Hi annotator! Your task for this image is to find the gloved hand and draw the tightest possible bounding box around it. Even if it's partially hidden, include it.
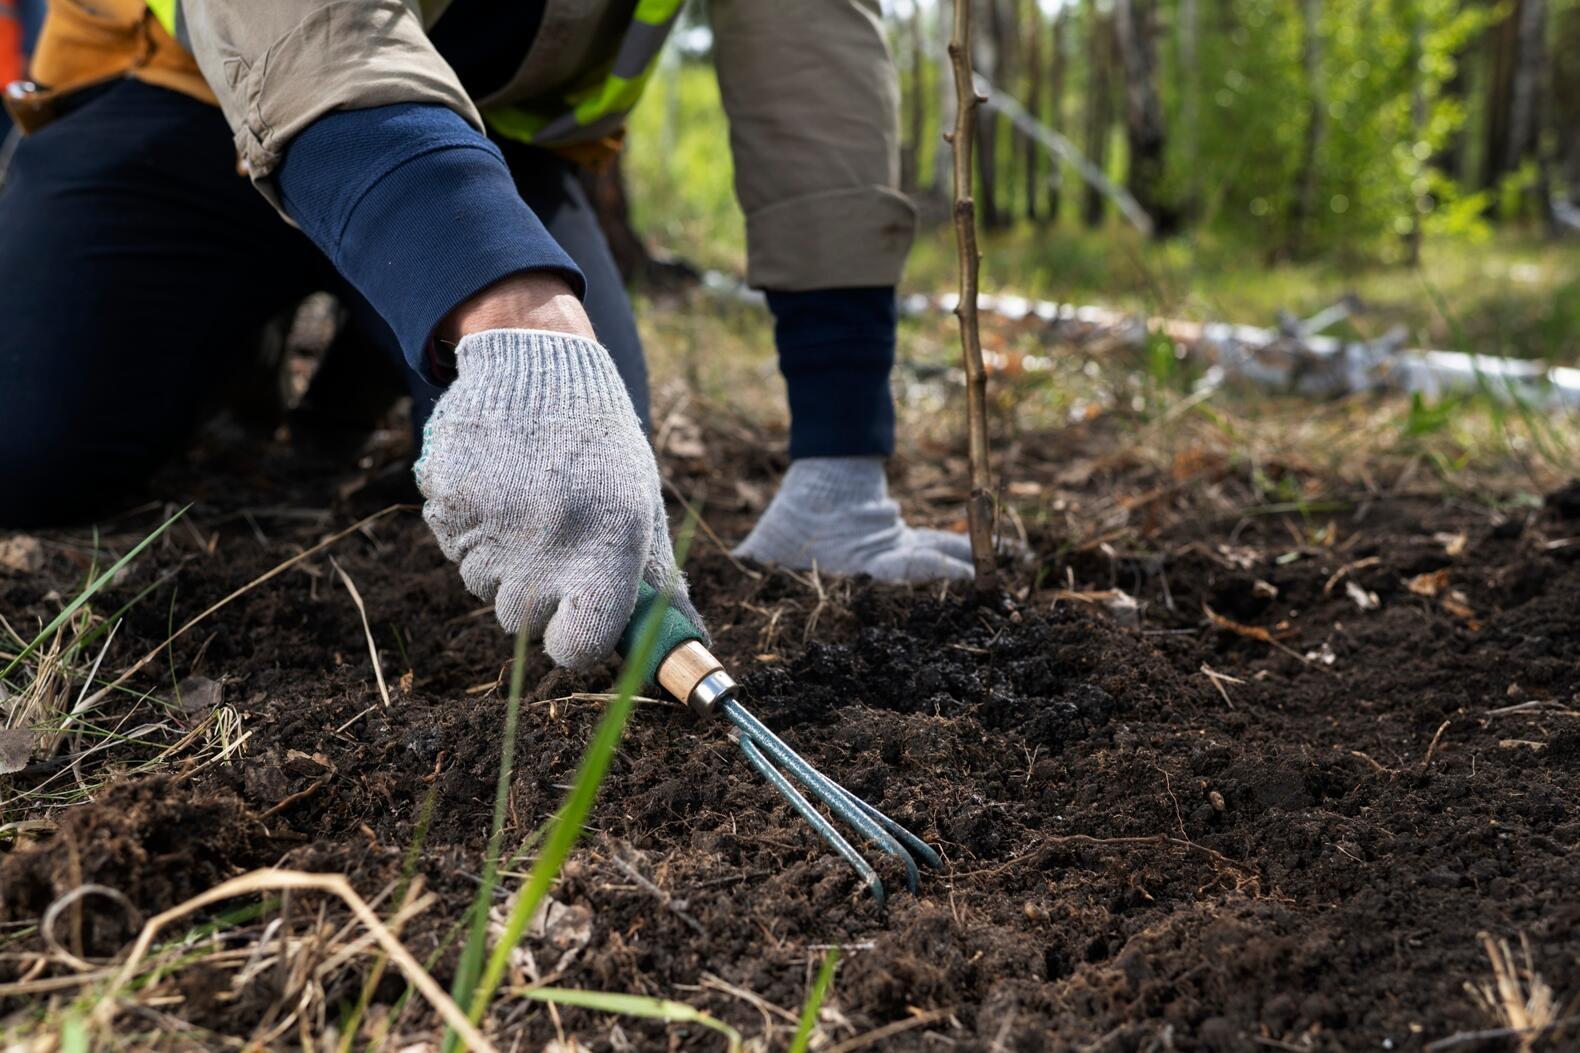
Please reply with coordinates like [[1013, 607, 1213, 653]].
[[415, 329, 703, 670], [734, 457, 976, 583]]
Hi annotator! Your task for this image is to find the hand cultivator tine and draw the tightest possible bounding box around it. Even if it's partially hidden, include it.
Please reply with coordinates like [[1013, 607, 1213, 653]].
[[736, 734, 887, 906], [619, 582, 941, 906], [721, 697, 935, 901]]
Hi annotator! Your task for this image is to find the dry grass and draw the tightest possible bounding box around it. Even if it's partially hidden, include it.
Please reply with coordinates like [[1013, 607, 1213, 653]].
[[1460, 932, 1569, 1053]]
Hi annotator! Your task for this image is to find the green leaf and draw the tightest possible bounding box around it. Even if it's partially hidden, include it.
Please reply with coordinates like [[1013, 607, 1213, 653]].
[[522, 988, 742, 1051]]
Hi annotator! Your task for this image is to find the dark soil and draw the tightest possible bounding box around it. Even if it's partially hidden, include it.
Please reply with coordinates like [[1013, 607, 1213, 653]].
[[3, 415, 1578, 1052]]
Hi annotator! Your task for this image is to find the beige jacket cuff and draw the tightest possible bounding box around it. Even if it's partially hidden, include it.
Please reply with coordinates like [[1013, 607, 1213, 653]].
[[182, 0, 481, 206], [745, 186, 917, 292]]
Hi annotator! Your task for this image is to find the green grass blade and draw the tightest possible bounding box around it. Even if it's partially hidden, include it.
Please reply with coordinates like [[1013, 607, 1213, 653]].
[[789, 948, 839, 1053], [521, 988, 742, 1051], [339, 781, 441, 1053], [444, 623, 530, 1052], [0, 506, 188, 683], [464, 597, 663, 1025], [465, 514, 698, 1032]]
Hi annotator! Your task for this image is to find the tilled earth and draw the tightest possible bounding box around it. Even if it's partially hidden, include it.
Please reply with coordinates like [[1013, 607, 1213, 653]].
[[2, 419, 1578, 1052]]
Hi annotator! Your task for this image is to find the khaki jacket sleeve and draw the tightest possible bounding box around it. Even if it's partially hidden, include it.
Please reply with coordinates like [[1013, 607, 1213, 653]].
[[176, 0, 480, 199], [709, 0, 916, 291]]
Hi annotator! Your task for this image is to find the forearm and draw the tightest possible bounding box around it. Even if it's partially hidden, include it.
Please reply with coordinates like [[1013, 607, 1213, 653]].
[[276, 104, 587, 378]]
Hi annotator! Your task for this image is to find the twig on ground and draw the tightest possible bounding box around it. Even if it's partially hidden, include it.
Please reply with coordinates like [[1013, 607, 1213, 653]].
[[1200, 664, 1244, 708], [827, 1008, 956, 1053], [1422, 720, 1452, 769], [1045, 833, 1257, 877], [606, 847, 705, 937], [329, 557, 391, 708]]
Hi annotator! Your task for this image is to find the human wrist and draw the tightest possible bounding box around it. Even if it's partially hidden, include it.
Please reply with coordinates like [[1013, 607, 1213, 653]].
[[448, 328, 632, 419], [436, 271, 595, 356]]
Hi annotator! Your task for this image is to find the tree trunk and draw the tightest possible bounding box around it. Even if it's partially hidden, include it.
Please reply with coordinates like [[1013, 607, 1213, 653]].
[[1023, 0, 1042, 220], [1481, 0, 1522, 189], [1047, 9, 1067, 221], [1568, 128, 1580, 207], [1404, 7, 1425, 265], [1290, 0, 1325, 256], [902, 1, 926, 193], [578, 156, 696, 290], [934, 9, 958, 195], [1082, 2, 1114, 228], [1506, 0, 1546, 175], [1179, 0, 1200, 215], [975, 0, 1004, 230], [1113, 0, 1173, 234]]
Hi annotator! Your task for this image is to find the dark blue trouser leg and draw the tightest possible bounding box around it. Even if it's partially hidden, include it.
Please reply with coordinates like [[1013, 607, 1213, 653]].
[[0, 81, 330, 526], [0, 81, 650, 526]]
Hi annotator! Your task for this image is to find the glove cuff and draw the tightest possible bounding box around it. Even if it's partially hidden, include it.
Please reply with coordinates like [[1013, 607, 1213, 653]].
[[450, 329, 634, 419]]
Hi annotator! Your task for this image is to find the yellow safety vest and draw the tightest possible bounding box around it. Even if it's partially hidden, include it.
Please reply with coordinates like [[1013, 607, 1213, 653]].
[[143, 0, 683, 150]]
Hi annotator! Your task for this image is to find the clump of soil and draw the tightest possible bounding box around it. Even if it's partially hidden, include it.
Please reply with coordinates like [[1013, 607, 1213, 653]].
[[2, 426, 1578, 1052]]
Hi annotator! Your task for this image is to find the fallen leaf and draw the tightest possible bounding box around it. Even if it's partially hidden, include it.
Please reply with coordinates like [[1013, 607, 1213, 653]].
[[733, 479, 767, 511], [172, 676, 223, 716], [0, 536, 44, 574], [1433, 531, 1469, 557], [0, 727, 34, 774], [490, 894, 593, 982], [661, 416, 706, 459], [1407, 570, 1450, 597], [1344, 579, 1380, 611]]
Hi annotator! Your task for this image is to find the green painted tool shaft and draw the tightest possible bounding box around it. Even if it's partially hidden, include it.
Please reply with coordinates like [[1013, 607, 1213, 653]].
[[617, 581, 707, 691]]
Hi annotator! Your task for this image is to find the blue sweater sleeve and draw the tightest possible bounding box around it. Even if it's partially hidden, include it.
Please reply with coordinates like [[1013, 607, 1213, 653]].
[[276, 103, 585, 377], [767, 287, 898, 459]]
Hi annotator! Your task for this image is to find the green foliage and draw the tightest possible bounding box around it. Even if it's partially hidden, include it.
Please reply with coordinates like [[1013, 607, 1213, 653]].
[[624, 61, 744, 272], [1183, 0, 1499, 257]]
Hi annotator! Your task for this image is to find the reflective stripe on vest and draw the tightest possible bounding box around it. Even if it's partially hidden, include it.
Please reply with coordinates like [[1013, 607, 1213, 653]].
[[145, 0, 179, 40], [142, 0, 682, 149]]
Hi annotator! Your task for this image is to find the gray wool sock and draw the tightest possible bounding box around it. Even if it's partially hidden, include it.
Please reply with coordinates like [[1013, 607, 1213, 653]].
[[733, 457, 974, 583]]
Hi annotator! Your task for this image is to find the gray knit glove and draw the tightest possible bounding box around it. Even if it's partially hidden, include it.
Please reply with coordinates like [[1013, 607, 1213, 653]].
[[414, 329, 702, 671]]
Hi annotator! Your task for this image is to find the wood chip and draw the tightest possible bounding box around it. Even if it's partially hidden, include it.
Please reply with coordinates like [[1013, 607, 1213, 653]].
[[0, 536, 44, 574], [1345, 579, 1380, 611], [1407, 570, 1450, 597]]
